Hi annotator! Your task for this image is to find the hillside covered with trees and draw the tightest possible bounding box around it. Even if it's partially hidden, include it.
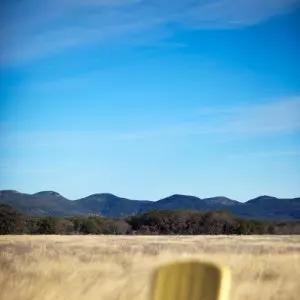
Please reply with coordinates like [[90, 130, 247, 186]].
[[1, 190, 299, 221]]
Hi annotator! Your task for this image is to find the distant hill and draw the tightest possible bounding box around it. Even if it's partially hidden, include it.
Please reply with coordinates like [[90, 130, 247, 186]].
[[73, 193, 151, 218], [0, 190, 299, 221], [0, 190, 82, 217]]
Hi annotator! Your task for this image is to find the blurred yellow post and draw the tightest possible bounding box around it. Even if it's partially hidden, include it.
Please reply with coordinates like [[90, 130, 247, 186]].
[[150, 260, 231, 300]]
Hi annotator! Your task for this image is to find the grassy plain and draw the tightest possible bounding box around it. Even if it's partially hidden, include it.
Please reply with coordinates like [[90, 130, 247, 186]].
[[0, 235, 299, 300]]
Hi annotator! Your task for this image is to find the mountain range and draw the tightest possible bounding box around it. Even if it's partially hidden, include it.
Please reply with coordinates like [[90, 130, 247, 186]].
[[0, 190, 299, 221]]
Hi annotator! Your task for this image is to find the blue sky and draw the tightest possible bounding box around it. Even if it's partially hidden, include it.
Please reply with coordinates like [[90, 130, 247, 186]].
[[0, 0, 300, 201]]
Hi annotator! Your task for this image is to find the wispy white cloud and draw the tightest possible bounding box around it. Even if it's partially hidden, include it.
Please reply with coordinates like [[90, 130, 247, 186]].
[[2, 96, 298, 149], [183, 0, 300, 28], [0, 130, 116, 149], [1, 0, 299, 64], [115, 96, 300, 140], [230, 150, 300, 158], [216, 96, 300, 135]]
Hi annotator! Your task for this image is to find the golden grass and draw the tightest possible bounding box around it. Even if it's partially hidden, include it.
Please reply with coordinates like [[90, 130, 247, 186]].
[[0, 235, 300, 300]]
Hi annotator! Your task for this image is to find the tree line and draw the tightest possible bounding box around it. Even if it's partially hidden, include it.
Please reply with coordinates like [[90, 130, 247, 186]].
[[1, 204, 300, 235]]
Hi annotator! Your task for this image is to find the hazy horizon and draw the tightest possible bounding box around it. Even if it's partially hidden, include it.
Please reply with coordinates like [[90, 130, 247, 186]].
[[1, 0, 300, 201]]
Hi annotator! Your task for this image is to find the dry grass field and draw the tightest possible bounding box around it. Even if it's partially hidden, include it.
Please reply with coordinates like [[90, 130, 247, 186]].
[[0, 235, 300, 300]]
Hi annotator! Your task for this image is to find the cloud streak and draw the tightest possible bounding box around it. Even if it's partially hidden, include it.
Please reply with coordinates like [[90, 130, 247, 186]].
[[116, 96, 300, 140], [1, 0, 299, 64], [184, 0, 300, 28], [231, 150, 300, 158], [1, 96, 299, 149]]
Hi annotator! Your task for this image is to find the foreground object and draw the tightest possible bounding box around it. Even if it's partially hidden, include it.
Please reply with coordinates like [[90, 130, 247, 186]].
[[150, 260, 231, 300]]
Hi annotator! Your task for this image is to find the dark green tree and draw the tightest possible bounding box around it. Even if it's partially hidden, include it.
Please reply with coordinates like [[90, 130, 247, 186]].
[[36, 216, 60, 234], [0, 204, 25, 234]]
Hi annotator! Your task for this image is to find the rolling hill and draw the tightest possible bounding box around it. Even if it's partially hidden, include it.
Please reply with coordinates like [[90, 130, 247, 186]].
[[0, 190, 299, 220]]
